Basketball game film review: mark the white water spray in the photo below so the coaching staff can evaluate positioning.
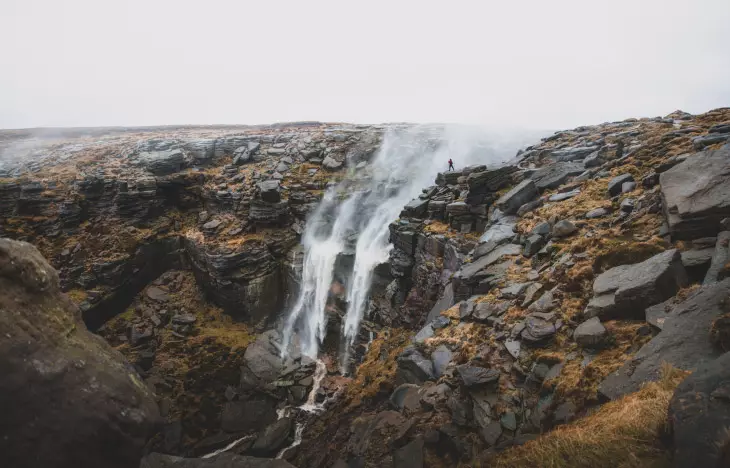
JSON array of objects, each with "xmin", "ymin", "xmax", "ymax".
[{"xmin": 281, "ymin": 124, "xmax": 535, "ymax": 366}]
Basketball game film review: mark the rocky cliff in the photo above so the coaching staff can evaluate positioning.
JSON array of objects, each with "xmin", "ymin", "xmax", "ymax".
[{"xmin": 2, "ymin": 109, "xmax": 730, "ymax": 467}]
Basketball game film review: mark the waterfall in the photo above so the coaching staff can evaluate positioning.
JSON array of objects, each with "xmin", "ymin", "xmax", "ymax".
[{"xmin": 281, "ymin": 124, "xmax": 531, "ymax": 365}]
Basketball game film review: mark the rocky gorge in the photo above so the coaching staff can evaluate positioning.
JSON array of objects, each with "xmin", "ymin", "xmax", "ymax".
[{"xmin": 2, "ymin": 108, "xmax": 730, "ymax": 468}]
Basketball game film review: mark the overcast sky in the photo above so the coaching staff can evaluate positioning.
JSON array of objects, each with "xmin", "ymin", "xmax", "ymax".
[{"xmin": 1, "ymin": 0, "xmax": 729, "ymax": 130}]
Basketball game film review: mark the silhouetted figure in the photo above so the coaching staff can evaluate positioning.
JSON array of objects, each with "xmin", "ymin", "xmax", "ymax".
[{"xmin": 448, "ymin": 159, "xmax": 454, "ymax": 171}]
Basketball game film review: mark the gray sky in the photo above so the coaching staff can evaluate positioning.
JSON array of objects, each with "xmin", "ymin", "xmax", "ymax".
[{"xmin": 2, "ymin": 0, "xmax": 729, "ymax": 130}]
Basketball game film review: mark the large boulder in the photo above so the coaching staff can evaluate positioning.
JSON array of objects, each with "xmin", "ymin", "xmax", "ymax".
[
  {"xmin": 495, "ymin": 179, "xmax": 538, "ymax": 215},
  {"xmin": 137, "ymin": 149, "xmax": 185, "ymax": 175},
  {"xmin": 528, "ymin": 162, "xmax": 584, "ymax": 190},
  {"xmin": 140, "ymin": 453, "xmax": 295, "ymax": 468},
  {"xmin": 599, "ymin": 279, "xmax": 730, "ymax": 400},
  {"xmin": 660, "ymin": 144, "xmax": 730, "ymax": 240},
  {"xmin": 0, "ymin": 239, "xmax": 159, "ymax": 468},
  {"xmin": 668, "ymin": 351, "xmax": 730, "ymax": 468},
  {"xmin": 584, "ymin": 249, "xmax": 688, "ymax": 320}
]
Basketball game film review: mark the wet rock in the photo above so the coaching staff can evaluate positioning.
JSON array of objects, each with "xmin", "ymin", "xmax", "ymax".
[
  {"xmin": 704, "ymin": 231, "xmax": 730, "ymax": 285},
  {"xmin": 221, "ymin": 399, "xmax": 277, "ymax": 433},
  {"xmin": 495, "ymin": 179, "xmax": 538, "ymax": 215},
  {"xmin": 0, "ymin": 238, "xmax": 159, "ymax": 468},
  {"xmin": 397, "ymin": 347, "xmax": 435, "ymax": 384},
  {"xmin": 140, "ymin": 453, "xmax": 294, "ymax": 468},
  {"xmin": 455, "ymin": 365, "xmax": 500, "ymax": 388},
  {"xmin": 552, "ymin": 220, "xmax": 577, "ymax": 238},
  {"xmin": 250, "ymin": 417, "xmax": 293, "ymax": 457},
  {"xmin": 607, "ymin": 174, "xmax": 634, "ymax": 197},
  {"xmin": 599, "ymin": 279, "xmax": 730, "ymax": 400},
  {"xmin": 573, "ymin": 317, "xmax": 607, "ymax": 348},
  {"xmin": 669, "ymin": 352, "xmax": 730, "ymax": 468},
  {"xmin": 585, "ymin": 249, "xmax": 688, "ymax": 320},
  {"xmin": 660, "ymin": 144, "xmax": 730, "ymax": 240}
]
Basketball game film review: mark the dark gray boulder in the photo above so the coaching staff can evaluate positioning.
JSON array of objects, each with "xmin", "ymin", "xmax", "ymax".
[
  {"xmin": 660, "ymin": 144, "xmax": 730, "ymax": 240},
  {"xmin": 668, "ymin": 351, "xmax": 730, "ymax": 468},
  {"xmin": 573, "ymin": 317, "xmax": 607, "ymax": 348},
  {"xmin": 529, "ymin": 162, "xmax": 584, "ymax": 190},
  {"xmin": 221, "ymin": 399, "xmax": 277, "ymax": 433},
  {"xmin": 680, "ymin": 247, "xmax": 715, "ymax": 283},
  {"xmin": 0, "ymin": 239, "xmax": 159, "ymax": 468},
  {"xmin": 585, "ymin": 249, "xmax": 688, "ymax": 320},
  {"xmin": 607, "ymin": 174, "xmax": 634, "ymax": 197},
  {"xmin": 495, "ymin": 179, "xmax": 538, "ymax": 215},
  {"xmin": 402, "ymin": 198, "xmax": 429, "ymax": 218},
  {"xmin": 250, "ymin": 417, "xmax": 292, "ymax": 457},
  {"xmin": 455, "ymin": 365, "xmax": 500, "ymax": 388},
  {"xmin": 393, "ymin": 436, "xmax": 424, "ymax": 468},
  {"xmin": 396, "ymin": 347, "xmax": 435, "ymax": 384},
  {"xmin": 258, "ymin": 180, "xmax": 281, "ymax": 203},
  {"xmin": 137, "ymin": 149, "xmax": 185, "ymax": 175},
  {"xmin": 599, "ymin": 279, "xmax": 730, "ymax": 400}
]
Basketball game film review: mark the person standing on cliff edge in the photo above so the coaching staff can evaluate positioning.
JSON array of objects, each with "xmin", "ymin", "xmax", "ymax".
[{"xmin": 448, "ymin": 158, "xmax": 454, "ymax": 171}]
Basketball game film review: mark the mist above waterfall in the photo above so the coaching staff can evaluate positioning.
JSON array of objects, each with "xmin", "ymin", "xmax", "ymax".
[{"xmin": 281, "ymin": 124, "xmax": 543, "ymax": 365}]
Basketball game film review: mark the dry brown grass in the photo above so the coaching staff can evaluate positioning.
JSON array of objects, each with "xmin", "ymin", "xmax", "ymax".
[
  {"xmin": 424, "ymin": 321, "xmax": 489, "ymax": 363},
  {"xmin": 488, "ymin": 364, "xmax": 688, "ymax": 468},
  {"xmin": 345, "ymin": 328, "xmax": 412, "ymax": 409},
  {"xmin": 549, "ymin": 321, "xmax": 653, "ymax": 407}
]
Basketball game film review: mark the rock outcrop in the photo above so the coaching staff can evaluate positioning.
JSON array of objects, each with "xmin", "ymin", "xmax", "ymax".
[
  {"xmin": 584, "ymin": 249, "xmax": 688, "ymax": 320},
  {"xmin": 0, "ymin": 238, "xmax": 159, "ymax": 468},
  {"xmin": 660, "ymin": 144, "xmax": 730, "ymax": 240},
  {"xmin": 599, "ymin": 279, "xmax": 730, "ymax": 400}
]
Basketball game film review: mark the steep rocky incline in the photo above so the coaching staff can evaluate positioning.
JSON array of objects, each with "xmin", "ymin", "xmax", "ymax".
[
  {"xmin": 286, "ymin": 108, "xmax": 730, "ymax": 467},
  {"xmin": 3, "ymin": 109, "xmax": 730, "ymax": 467}
]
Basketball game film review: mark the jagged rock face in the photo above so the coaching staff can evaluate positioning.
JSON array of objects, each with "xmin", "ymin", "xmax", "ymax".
[
  {"xmin": 184, "ymin": 237, "xmax": 284, "ymax": 323},
  {"xmin": 0, "ymin": 238, "xmax": 159, "ymax": 468},
  {"xmin": 660, "ymin": 144, "xmax": 730, "ymax": 240}
]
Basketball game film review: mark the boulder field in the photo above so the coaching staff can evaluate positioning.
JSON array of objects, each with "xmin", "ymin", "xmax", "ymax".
[{"xmin": 2, "ymin": 109, "xmax": 730, "ymax": 467}]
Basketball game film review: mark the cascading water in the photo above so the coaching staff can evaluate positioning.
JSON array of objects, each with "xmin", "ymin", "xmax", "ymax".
[{"xmin": 281, "ymin": 124, "xmax": 532, "ymax": 368}]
